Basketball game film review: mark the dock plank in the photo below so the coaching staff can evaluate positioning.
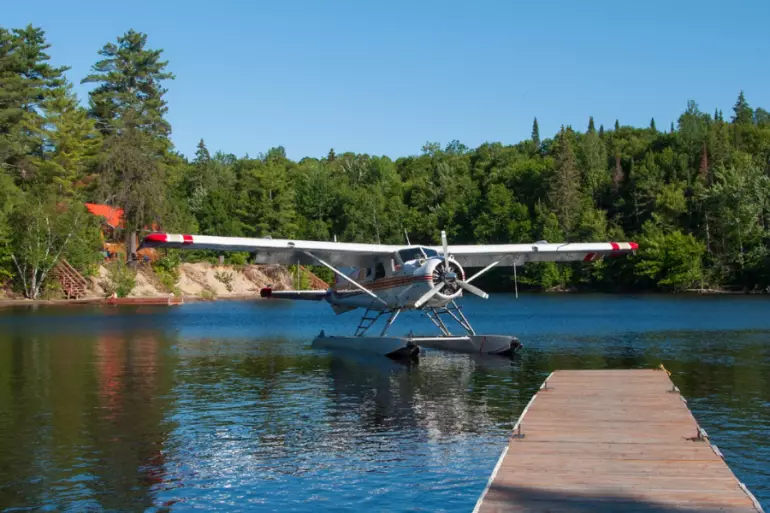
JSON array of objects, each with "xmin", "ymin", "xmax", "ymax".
[{"xmin": 474, "ymin": 369, "xmax": 763, "ymax": 513}]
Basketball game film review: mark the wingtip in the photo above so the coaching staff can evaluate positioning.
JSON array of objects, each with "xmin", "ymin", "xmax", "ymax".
[
  {"xmin": 141, "ymin": 233, "xmax": 168, "ymax": 248},
  {"xmin": 629, "ymin": 242, "xmax": 639, "ymax": 250}
]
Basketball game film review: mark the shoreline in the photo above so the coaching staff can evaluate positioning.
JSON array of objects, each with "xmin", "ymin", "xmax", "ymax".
[
  {"xmin": 1, "ymin": 288, "xmax": 766, "ymax": 309},
  {"xmin": 0, "ymin": 293, "xmax": 266, "ymax": 308}
]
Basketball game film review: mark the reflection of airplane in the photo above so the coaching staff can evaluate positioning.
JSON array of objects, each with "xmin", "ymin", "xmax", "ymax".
[{"xmin": 142, "ymin": 231, "xmax": 637, "ymax": 358}]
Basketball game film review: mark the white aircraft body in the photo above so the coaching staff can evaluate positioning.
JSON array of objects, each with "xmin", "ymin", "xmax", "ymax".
[{"xmin": 142, "ymin": 231, "xmax": 637, "ymax": 358}]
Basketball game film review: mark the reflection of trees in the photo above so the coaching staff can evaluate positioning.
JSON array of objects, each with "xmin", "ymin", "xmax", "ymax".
[
  {"xmin": 0, "ymin": 329, "xmax": 176, "ymax": 511},
  {"xmin": 88, "ymin": 333, "xmax": 176, "ymax": 511},
  {"xmin": 1, "ymin": 324, "xmax": 768, "ymax": 510}
]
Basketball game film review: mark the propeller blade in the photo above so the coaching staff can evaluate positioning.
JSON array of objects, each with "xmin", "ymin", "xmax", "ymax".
[
  {"xmin": 457, "ymin": 280, "xmax": 489, "ymax": 300},
  {"xmin": 414, "ymin": 282, "xmax": 446, "ymax": 309},
  {"xmin": 441, "ymin": 230, "xmax": 449, "ymax": 272}
]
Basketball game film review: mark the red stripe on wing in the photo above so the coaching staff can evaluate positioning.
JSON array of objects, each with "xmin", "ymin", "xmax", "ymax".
[{"xmin": 144, "ymin": 233, "xmax": 168, "ymax": 244}]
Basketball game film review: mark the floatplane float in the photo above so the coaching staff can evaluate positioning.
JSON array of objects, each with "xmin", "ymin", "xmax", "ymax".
[{"xmin": 141, "ymin": 231, "xmax": 637, "ymax": 359}]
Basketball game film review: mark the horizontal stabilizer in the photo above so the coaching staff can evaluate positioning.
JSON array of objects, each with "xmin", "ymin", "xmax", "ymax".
[{"xmin": 260, "ymin": 288, "xmax": 327, "ymax": 301}]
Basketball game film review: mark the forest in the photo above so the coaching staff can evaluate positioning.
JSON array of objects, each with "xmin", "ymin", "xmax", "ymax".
[{"xmin": 2, "ymin": 25, "xmax": 770, "ymax": 298}]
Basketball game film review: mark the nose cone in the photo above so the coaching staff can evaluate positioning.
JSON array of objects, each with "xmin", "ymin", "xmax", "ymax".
[{"xmin": 419, "ymin": 257, "xmax": 444, "ymax": 278}]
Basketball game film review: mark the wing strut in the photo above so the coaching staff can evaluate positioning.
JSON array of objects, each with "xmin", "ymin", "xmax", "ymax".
[
  {"xmin": 302, "ymin": 251, "xmax": 387, "ymax": 307},
  {"xmin": 465, "ymin": 256, "xmax": 510, "ymax": 284}
]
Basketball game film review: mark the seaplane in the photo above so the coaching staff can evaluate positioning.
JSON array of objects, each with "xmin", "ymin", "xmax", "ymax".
[{"xmin": 141, "ymin": 231, "xmax": 637, "ymax": 359}]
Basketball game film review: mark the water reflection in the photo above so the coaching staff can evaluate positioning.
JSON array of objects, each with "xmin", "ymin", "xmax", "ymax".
[
  {"xmin": 0, "ymin": 329, "xmax": 176, "ymax": 511},
  {"xmin": 0, "ymin": 298, "xmax": 768, "ymax": 511}
]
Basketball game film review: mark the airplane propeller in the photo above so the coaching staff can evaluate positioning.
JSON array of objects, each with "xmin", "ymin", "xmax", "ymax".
[{"xmin": 414, "ymin": 230, "xmax": 490, "ymax": 308}]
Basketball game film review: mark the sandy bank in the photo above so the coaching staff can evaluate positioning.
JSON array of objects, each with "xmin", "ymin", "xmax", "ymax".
[{"xmin": 0, "ymin": 262, "xmax": 326, "ymax": 306}]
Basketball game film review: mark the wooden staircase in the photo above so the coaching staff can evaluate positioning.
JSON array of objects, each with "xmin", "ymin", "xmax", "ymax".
[{"xmin": 53, "ymin": 259, "xmax": 89, "ymax": 299}]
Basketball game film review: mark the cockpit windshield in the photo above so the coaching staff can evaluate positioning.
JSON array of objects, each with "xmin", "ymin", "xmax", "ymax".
[{"xmin": 398, "ymin": 247, "xmax": 439, "ymax": 262}]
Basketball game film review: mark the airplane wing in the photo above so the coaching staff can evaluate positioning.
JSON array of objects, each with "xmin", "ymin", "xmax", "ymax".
[
  {"xmin": 140, "ymin": 233, "xmax": 398, "ymax": 267},
  {"xmin": 141, "ymin": 233, "xmax": 637, "ymax": 269},
  {"xmin": 426, "ymin": 241, "xmax": 638, "ymax": 268}
]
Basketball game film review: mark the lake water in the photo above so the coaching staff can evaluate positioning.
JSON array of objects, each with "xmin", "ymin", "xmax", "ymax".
[{"xmin": 0, "ymin": 295, "xmax": 768, "ymax": 512}]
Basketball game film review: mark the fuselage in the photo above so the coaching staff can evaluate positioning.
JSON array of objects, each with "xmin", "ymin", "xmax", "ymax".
[{"xmin": 328, "ymin": 246, "xmax": 464, "ymax": 311}]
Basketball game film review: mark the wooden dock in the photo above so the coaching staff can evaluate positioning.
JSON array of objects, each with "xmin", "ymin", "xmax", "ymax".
[{"xmin": 475, "ymin": 369, "xmax": 764, "ymax": 513}]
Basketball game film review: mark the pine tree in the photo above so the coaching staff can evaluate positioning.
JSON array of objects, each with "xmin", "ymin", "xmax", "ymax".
[
  {"xmin": 37, "ymin": 84, "xmax": 102, "ymax": 194},
  {"xmin": 195, "ymin": 139, "xmax": 211, "ymax": 164},
  {"xmin": 698, "ymin": 142, "xmax": 710, "ymax": 185},
  {"xmin": 82, "ymin": 29, "xmax": 175, "ymax": 144},
  {"xmin": 582, "ymin": 127, "xmax": 607, "ymax": 201},
  {"xmin": 588, "ymin": 116, "xmax": 595, "ymax": 133},
  {"xmin": 732, "ymin": 91, "xmax": 753, "ymax": 125},
  {"xmin": 84, "ymin": 30, "xmax": 175, "ymax": 259},
  {"xmin": 614, "ymin": 119, "xmax": 620, "ymax": 131},
  {"xmin": 0, "ymin": 26, "xmax": 68, "ymax": 183},
  {"xmin": 613, "ymin": 154, "xmax": 623, "ymax": 191},
  {"xmin": 598, "ymin": 124, "xmax": 605, "ymax": 138},
  {"xmin": 327, "ymin": 148, "xmax": 336, "ymax": 162},
  {"xmin": 649, "ymin": 118, "xmax": 656, "ymax": 132},
  {"xmin": 549, "ymin": 128, "xmax": 582, "ymax": 235},
  {"xmin": 531, "ymin": 117, "xmax": 540, "ymax": 148},
  {"xmin": 670, "ymin": 121, "xmax": 675, "ymax": 133}
]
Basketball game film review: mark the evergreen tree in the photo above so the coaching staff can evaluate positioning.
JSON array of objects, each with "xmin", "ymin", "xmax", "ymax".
[
  {"xmin": 581, "ymin": 126, "xmax": 608, "ymax": 200},
  {"xmin": 531, "ymin": 117, "xmax": 540, "ymax": 148},
  {"xmin": 549, "ymin": 128, "xmax": 582, "ymax": 235},
  {"xmin": 698, "ymin": 142, "xmax": 709, "ymax": 184},
  {"xmin": 612, "ymin": 154, "xmax": 623, "ymax": 192},
  {"xmin": 598, "ymin": 124, "xmax": 604, "ymax": 138},
  {"xmin": 614, "ymin": 119, "xmax": 620, "ymax": 131},
  {"xmin": 36, "ymin": 84, "xmax": 102, "ymax": 195},
  {"xmin": 649, "ymin": 118, "xmax": 656, "ymax": 132},
  {"xmin": 754, "ymin": 108, "xmax": 770, "ymax": 128},
  {"xmin": 83, "ymin": 30, "xmax": 175, "ymax": 258},
  {"xmin": 587, "ymin": 116, "xmax": 595, "ymax": 133},
  {"xmin": 732, "ymin": 90, "xmax": 753, "ymax": 125},
  {"xmin": 0, "ymin": 26, "xmax": 68, "ymax": 183},
  {"xmin": 82, "ymin": 29, "xmax": 175, "ymax": 143},
  {"xmin": 195, "ymin": 139, "xmax": 210, "ymax": 164}
]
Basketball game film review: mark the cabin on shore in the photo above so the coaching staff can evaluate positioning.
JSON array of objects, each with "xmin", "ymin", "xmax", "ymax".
[{"xmin": 84, "ymin": 203, "xmax": 157, "ymax": 262}]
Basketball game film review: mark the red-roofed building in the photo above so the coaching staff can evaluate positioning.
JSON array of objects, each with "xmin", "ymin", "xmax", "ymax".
[
  {"xmin": 84, "ymin": 203, "xmax": 158, "ymax": 262},
  {"xmin": 85, "ymin": 203, "xmax": 125, "ymax": 230}
]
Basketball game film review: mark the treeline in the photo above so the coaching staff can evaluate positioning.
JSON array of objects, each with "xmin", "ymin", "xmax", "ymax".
[{"xmin": 2, "ymin": 25, "xmax": 770, "ymax": 298}]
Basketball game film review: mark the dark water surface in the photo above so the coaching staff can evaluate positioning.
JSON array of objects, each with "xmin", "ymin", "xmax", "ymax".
[{"xmin": 0, "ymin": 295, "xmax": 768, "ymax": 512}]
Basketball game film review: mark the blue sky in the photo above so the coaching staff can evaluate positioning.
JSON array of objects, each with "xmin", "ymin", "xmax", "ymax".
[{"xmin": 5, "ymin": 0, "xmax": 769, "ymax": 160}]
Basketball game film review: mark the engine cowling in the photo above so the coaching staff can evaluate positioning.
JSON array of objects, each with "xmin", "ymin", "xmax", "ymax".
[{"xmin": 427, "ymin": 257, "xmax": 465, "ymax": 302}]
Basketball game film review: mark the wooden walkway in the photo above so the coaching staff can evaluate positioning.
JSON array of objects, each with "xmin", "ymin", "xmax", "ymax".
[{"xmin": 475, "ymin": 369, "xmax": 764, "ymax": 513}]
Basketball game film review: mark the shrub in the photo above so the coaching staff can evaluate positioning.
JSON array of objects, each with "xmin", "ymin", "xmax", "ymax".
[
  {"xmin": 101, "ymin": 260, "xmax": 136, "ymax": 297},
  {"xmin": 152, "ymin": 252, "xmax": 181, "ymax": 294},
  {"xmin": 199, "ymin": 289, "xmax": 216, "ymax": 300},
  {"xmin": 214, "ymin": 270, "xmax": 234, "ymax": 292}
]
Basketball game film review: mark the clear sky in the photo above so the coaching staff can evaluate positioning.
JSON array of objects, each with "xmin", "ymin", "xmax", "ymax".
[{"xmin": 5, "ymin": 0, "xmax": 769, "ymax": 161}]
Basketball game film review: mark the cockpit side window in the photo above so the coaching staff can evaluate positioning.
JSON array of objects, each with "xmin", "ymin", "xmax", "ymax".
[
  {"xmin": 421, "ymin": 247, "xmax": 438, "ymax": 257},
  {"xmin": 375, "ymin": 262, "xmax": 386, "ymax": 279}
]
